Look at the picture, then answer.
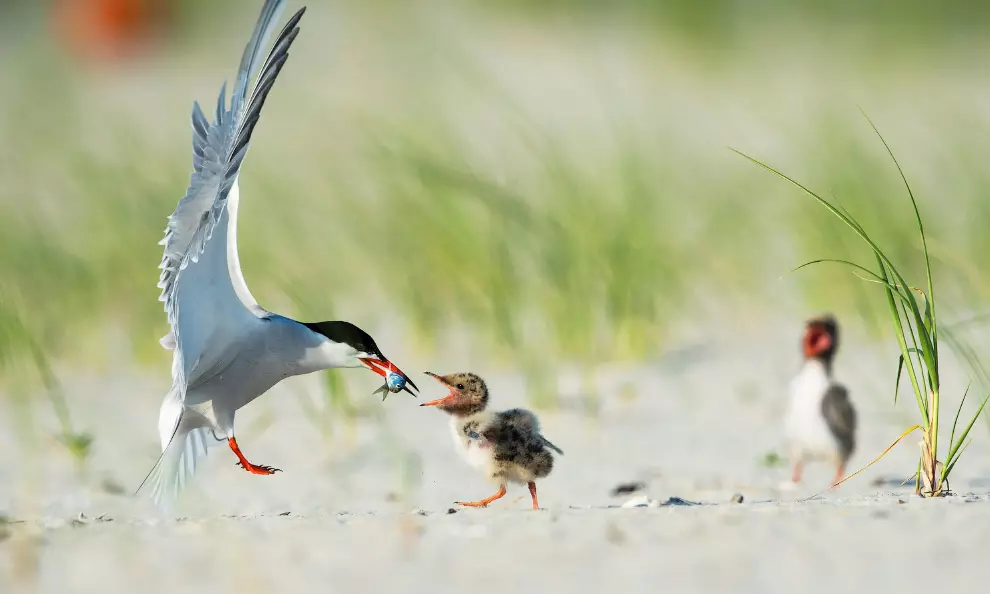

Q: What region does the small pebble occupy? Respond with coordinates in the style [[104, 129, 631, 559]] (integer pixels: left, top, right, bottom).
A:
[[663, 496, 700, 507], [730, 493, 744, 504], [446, 508, 457, 514], [611, 482, 647, 497], [621, 495, 660, 508]]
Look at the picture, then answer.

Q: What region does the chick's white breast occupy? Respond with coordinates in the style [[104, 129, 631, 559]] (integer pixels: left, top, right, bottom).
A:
[[449, 415, 494, 470], [785, 361, 839, 458]]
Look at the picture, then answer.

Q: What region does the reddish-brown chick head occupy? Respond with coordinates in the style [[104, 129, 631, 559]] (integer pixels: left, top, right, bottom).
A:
[[420, 372, 489, 416], [803, 314, 839, 360]]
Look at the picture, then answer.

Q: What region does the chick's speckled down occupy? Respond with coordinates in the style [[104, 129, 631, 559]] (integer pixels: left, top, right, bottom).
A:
[[477, 409, 564, 483], [427, 372, 563, 487]]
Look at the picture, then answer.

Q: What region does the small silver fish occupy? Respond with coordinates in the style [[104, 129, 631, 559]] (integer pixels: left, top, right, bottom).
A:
[[373, 383, 392, 401], [387, 371, 406, 392], [373, 371, 410, 401]]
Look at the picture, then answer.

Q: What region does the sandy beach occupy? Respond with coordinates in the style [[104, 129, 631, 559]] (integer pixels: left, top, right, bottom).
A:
[[7, 494, 990, 594], [3, 320, 989, 593], [2, 0, 990, 592]]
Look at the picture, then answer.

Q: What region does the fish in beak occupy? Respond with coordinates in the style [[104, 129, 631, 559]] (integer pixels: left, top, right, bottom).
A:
[[360, 357, 419, 400]]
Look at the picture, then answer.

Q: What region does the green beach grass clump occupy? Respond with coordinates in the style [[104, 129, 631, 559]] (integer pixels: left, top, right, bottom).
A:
[[3, 1, 990, 430], [735, 113, 990, 496]]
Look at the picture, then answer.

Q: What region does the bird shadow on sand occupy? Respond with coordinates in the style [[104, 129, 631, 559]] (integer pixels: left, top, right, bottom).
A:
[[869, 475, 920, 490]]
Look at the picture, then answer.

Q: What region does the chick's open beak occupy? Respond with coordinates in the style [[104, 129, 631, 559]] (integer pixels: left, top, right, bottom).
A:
[[420, 371, 458, 407], [360, 357, 419, 396]]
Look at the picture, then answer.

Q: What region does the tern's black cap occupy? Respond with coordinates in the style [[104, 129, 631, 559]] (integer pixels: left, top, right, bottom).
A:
[[303, 320, 385, 358]]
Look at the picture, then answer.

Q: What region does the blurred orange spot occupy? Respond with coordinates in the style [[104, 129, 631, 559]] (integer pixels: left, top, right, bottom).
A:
[[52, 0, 168, 62]]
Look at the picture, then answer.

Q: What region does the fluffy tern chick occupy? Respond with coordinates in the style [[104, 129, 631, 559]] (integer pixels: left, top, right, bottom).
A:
[[783, 314, 857, 489], [421, 372, 563, 510]]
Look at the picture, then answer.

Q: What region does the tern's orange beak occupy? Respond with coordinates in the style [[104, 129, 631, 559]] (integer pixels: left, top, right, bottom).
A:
[[420, 371, 459, 407], [360, 357, 419, 395]]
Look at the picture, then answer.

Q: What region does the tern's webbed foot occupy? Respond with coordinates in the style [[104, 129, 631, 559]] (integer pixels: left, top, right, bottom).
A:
[[235, 461, 281, 475], [227, 437, 280, 475]]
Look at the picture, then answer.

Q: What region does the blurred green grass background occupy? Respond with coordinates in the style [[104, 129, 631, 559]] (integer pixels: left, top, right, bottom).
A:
[[2, 0, 990, 412]]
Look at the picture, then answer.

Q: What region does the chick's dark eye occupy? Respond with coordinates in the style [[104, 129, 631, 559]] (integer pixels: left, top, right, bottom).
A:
[[456, 383, 465, 390]]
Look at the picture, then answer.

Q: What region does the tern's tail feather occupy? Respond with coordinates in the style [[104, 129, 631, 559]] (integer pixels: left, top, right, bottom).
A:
[[136, 395, 216, 511]]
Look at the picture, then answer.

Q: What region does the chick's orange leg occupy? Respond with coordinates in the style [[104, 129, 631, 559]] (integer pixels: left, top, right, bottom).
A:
[[456, 484, 507, 508], [830, 464, 845, 490], [791, 460, 803, 484], [227, 437, 281, 475], [528, 481, 540, 510]]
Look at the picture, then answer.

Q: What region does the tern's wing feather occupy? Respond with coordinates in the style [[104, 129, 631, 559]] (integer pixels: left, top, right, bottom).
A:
[[156, 1, 306, 390]]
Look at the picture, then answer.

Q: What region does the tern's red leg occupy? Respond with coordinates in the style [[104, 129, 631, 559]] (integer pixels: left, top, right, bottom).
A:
[[791, 460, 803, 484], [456, 484, 507, 508], [227, 437, 280, 475], [528, 481, 540, 510]]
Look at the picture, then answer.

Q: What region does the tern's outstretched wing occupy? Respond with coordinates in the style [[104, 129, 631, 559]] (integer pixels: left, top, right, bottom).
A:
[[157, 0, 306, 391], [140, 0, 308, 510]]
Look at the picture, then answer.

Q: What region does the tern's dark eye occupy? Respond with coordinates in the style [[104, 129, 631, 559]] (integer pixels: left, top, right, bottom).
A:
[[468, 431, 480, 439], [456, 383, 465, 390]]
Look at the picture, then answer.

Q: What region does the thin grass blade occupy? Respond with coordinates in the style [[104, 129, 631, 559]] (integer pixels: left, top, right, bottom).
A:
[[894, 354, 905, 406], [944, 391, 990, 471], [877, 255, 928, 423], [789, 260, 914, 304], [732, 148, 923, 316], [860, 109, 937, 368], [947, 383, 970, 459], [942, 326, 990, 390], [732, 149, 910, 285], [815, 424, 921, 496], [943, 440, 972, 480]]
